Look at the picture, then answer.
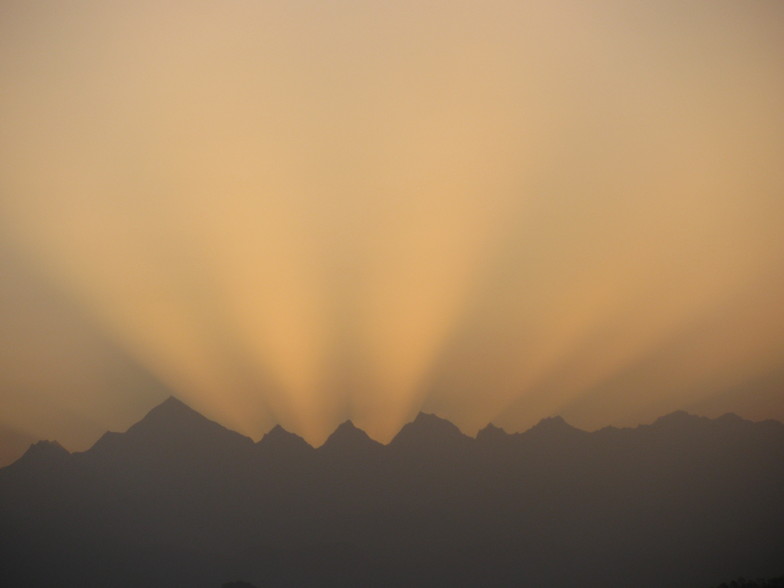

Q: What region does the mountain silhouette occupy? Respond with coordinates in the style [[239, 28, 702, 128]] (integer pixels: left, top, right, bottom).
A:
[[651, 408, 704, 427], [1, 397, 782, 588], [522, 414, 588, 441], [389, 412, 472, 451], [256, 424, 313, 457], [318, 419, 383, 458], [5, 439, 69, 471], [475, 422, 511, 444], [126, 395, 253, 449], [0, 440, 70, 488], [82, 396, 254, 482], [90, 395, 253, 455]]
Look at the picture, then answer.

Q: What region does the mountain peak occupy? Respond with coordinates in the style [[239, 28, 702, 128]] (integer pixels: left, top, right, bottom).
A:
[[20, 441, 71, 461], [332, 420, 362, 435], [476, 423, 510, 443], [390, 412, 470, 449], [257, 425, 313, 454], [26, 439, 68, 457], [525, 415, 585, 438], [264, 424, 289, 437], [143, 395, 192, 418], [128, 396, 210, 432], [87, 395, 253, 461], [319, 420, 382, 454], [160, 395, 187, 408], [531, 415, 568, 429], [715, 412, 744, 425], [412, 412, 457, 429], [3, 440, 70, 474], [651, 411, 707, 430]]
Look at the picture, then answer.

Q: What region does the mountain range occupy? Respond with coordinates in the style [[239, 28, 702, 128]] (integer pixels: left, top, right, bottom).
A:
[[1, 397, 783, 587]]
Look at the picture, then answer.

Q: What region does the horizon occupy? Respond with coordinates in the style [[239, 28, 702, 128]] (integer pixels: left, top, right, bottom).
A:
[[5, 394, 781, 464]]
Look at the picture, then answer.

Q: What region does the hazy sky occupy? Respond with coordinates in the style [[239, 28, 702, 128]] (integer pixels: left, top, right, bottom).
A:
[[2, 1, 784, 465]]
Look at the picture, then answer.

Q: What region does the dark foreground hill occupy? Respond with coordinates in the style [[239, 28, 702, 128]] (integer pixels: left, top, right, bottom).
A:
[[1, 397, 783, 588]]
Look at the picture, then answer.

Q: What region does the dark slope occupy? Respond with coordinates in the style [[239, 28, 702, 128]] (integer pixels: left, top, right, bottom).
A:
[[0, 441, 71, 506], [86, 396, 254, 465], [0, 439, 69, 477], [475, 422, 511, 444], [257, 425, 313, 457], [1, 402, 783, 588], [318, 420, 383, 458], [388, 412, 474, 464]]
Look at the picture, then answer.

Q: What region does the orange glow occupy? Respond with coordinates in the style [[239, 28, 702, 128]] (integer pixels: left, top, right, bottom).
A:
[[1, 1, 783, 460]]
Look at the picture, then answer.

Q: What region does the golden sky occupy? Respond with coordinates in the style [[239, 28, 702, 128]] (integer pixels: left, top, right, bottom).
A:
[[2, 1, 784, 465]]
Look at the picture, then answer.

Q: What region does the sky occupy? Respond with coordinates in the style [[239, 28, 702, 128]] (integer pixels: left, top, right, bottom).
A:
[[1, 0, 784, 466]]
